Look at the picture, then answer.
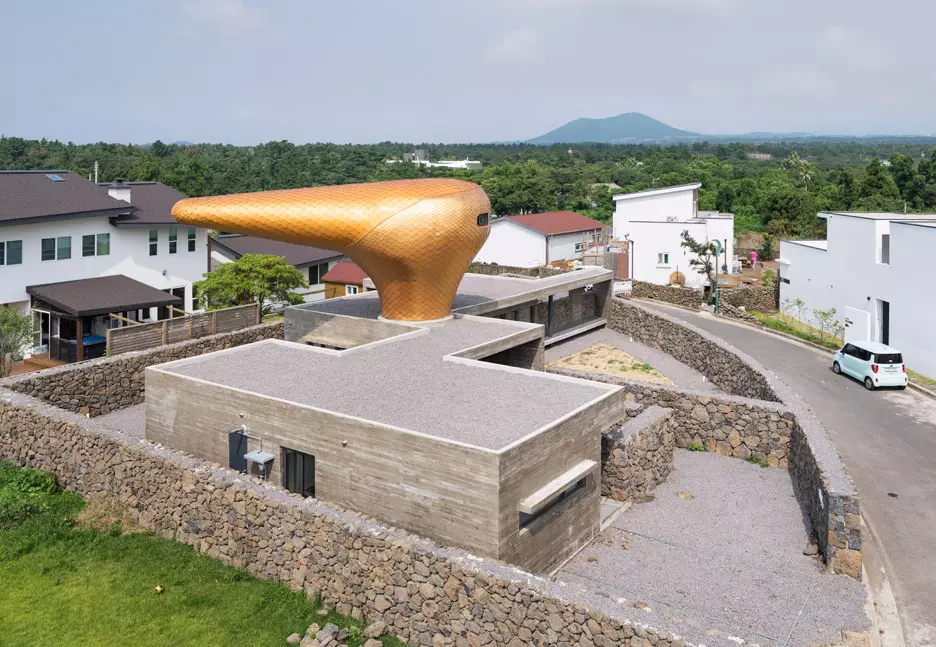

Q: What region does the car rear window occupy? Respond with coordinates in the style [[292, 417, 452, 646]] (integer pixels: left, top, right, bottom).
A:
[[875, 353, 903, 364]]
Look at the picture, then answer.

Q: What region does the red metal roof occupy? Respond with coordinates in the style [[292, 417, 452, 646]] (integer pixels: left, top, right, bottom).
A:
[[505, 211, 605, 235], [322, 261, 369, 285]]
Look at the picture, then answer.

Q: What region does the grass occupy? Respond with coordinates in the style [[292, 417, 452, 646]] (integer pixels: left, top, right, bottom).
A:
[[750, 311, 843, 349], [746, 455, 769, 468], [908, 368, 936, 392], [687, 443, 707, 452], [0, 461, 403, 647], [262, 313, 284, 323]]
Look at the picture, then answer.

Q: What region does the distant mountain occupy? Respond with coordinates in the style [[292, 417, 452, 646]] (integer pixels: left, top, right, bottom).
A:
[[528, 112, 698, 144], [527, 113, 935, 145]]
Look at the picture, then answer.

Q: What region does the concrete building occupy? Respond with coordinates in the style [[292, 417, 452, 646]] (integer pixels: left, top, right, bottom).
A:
[[391, 149, 483, 170], [612, 183, 734, 288], [0, 170, 208, 361], [145, 267, 619, 573], [473, 212, 606, 269], [210, 234, 344, 303], [779, 211, 936, 379]]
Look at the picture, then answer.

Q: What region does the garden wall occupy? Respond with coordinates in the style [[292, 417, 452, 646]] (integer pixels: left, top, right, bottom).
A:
[[604, 298, 861, 578], [601, 406, 676, 502], [0, 388, 691, 647], [630, 281, 702, 309], [720, 285, 777, 312], [3, 322, 283, 417]]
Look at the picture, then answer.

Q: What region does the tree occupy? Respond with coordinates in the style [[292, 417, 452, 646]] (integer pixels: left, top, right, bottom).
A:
[[0, 306, 33, 378], [759, 233, 775, 260], [194, 254, 308, 316], [679, 230, 718, 287], [813, 307, 843, 346]]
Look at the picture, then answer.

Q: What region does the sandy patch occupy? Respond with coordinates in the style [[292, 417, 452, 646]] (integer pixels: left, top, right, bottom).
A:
[[547, 343, 673, 385]]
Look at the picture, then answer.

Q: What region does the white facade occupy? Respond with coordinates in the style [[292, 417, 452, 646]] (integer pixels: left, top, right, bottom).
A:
[[0, 216, 207, 318], [778, 212, 936, 379], [612, 183, 734, 288], [473, 219, 601, 268]]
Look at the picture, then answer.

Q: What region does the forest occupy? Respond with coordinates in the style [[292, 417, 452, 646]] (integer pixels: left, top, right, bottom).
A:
[[2, 136, 936, 239]]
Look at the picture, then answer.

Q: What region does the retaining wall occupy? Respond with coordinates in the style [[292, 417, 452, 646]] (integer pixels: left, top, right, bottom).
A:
[[0, 388, 691, 647], [3, 322, 283, 417], [720, 285, 777, 312], [601, 406, 676, 502], [605, 298, 861, 578], [631, 281, 702, 309], [551, 368, 793, 467]]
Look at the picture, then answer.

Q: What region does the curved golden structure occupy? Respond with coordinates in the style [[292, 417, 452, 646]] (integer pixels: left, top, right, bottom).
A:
[[172, 179, 491, 321]]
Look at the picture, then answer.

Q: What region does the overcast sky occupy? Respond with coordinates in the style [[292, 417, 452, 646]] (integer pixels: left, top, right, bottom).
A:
[[2, 0, 934, 144]]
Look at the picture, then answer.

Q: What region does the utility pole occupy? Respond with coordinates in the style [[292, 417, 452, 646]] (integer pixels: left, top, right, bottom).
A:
[[93, 161, 99, 184]]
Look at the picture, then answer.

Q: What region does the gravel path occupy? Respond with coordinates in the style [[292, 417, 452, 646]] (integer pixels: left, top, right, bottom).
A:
[[557, 450, 869, 646]]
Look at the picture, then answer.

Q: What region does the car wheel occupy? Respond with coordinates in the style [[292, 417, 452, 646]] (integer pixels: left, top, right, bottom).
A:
[[864, 377, 875, 391], [897, 385, 907, 390], [832, 361, 841, 375]]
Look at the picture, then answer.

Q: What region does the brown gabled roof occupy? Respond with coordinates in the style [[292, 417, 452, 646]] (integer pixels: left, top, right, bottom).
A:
[[0, 171, 129, 224], [505, 211, 605, 236], [108, 182, 187, 226], [26, 274, 182, 317], [322, 260, 369, 285], [211, 235, 343, 268]]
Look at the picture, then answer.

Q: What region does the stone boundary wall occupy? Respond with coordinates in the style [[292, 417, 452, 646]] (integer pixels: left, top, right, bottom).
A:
[[631, 281, 702, 309], [2, 322, 283, 417], [550, 368, 793, 468], [720, 285, 777, 312], [467, 262, 539, 277], [610, 299, 776, 402], [601, 406, 676, 502], [604, 298, 861, 578], [0, 388, 692, 647], [716, 302, 763, 326]]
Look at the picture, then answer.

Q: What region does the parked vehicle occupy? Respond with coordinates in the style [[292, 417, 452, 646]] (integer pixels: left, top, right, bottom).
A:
[[832, 341, 907, 390]]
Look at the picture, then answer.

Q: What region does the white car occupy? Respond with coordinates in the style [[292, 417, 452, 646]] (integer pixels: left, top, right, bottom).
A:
[[832, 341, 908, 391]]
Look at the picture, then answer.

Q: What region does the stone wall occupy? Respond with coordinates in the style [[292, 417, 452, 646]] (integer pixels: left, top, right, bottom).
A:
[[720, 285, 776, 312], [0, 388, 690, 647], [466, 262, 539, 277], [603, 298, 861, 578], [716, 302, 763, 326], [631, 281, 702, 309], [2, 322, 283, 417], [609, 299, 777, 402], [601, 406, 676, 502], [552, 368, 793, 468]]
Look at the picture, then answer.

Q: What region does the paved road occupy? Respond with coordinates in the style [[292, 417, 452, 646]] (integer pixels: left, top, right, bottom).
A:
[[639, 301, 936, 646]]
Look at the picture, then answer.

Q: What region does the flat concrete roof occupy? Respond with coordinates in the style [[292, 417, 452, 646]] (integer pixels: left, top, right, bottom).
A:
[[820, 211, 936, 221], [302, 266, 611, 320], [156, 314, 616, 451]]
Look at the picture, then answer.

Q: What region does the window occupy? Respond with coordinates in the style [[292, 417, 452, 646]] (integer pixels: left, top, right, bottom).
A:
[[477, 213, 489, 227], [0, 240, 22, 266], [519, 476, 587, 530], [82, 235, 96, 257], [282, 447, 315, 498], [168, 228, 178, 254], [309, 262, 330, 284], [41, 238, 55, 261], [657, 253, 670, 265], [880, 234, 890, 265], [575, 242, 586, 252], [875, 353, 902, 364], [42, 236, 70, 261], [781, 277, 791, 285], [346, 284, 359, 295], [97, 233, 110, 256], [187, 227, 196, 252], [149, 230, 158, 256]]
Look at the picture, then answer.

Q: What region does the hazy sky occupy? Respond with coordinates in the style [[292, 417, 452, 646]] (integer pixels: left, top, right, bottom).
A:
[[2, 0, 934, 144]]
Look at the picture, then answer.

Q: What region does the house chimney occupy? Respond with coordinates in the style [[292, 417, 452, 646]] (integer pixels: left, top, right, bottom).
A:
[[108, 178, 132, 203]]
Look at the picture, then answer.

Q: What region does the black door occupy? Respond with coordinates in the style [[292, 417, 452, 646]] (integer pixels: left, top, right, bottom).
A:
[[881, 301, 890, 346], [228, 432, 248, 473], [283, 448, 315, 498]]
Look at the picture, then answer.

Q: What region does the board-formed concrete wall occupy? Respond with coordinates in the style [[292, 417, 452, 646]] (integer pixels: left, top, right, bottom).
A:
[[604, 298, 861, 578], [3, 321, 283, 417], [0, 388, 690, 647]]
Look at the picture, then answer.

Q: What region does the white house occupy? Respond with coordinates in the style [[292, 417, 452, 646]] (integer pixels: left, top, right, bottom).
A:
[[612, 183, 734, 288], [0, 170, 208, 361], [779, 211, 936, 379], [210, 234, 344, 303], [473, 211, 606, 268]]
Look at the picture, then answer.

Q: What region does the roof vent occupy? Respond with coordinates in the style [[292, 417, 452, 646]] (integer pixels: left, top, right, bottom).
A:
[[46, 174, 65, 182]]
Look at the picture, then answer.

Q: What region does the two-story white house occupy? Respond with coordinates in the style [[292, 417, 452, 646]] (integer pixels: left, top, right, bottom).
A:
[[612, 183, 734, 288], [779, 211, 936, 379], [0, 170, 208, 361], [473, 211, 607, 268]]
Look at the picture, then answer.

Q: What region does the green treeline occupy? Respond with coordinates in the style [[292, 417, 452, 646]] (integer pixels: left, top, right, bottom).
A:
[[3, 137, 936, 237]]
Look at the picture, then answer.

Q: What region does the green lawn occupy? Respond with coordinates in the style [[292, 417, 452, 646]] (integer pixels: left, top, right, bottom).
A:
[[0, 462, 402, 647], [750, 311, 843, 349]]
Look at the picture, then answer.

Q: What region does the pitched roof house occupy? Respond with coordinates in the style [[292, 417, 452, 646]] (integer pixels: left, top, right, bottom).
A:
[[473, 211, 607, 268]]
